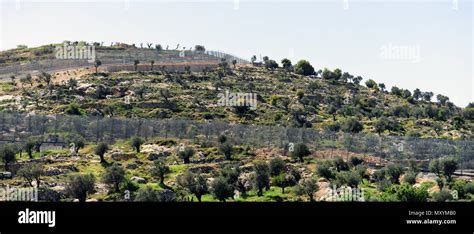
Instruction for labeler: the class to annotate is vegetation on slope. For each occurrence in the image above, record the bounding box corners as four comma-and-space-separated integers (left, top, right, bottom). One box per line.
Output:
0, 43, 472, 202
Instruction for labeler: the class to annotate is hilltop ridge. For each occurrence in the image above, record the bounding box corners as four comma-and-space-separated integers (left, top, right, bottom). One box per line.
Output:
0, 42, 472, 139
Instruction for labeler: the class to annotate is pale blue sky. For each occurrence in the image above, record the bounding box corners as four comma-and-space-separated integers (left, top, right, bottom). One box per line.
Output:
0, 0, 472, 107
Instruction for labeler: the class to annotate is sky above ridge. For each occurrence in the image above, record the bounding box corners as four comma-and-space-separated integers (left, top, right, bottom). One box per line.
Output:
0, 0, 472, 107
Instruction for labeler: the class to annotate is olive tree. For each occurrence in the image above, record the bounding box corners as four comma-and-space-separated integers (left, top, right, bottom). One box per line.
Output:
151, 159, 170, 184
429, 159, 443, 177
102, 164, 126, 193
17, 163, 43, 187
295, 178, 319, 201
316, 162, 335, 180
294, 60, 315, 76
219, 143, 233, 161
178, 147, 195, 164
269, 158, 286, 176
0, 144, 16, 171
177, 171, 208, 202
134, 60, 140, 71
281, 58, 292, 71
291, 143, 311, 162
403, 172, 417, 185
442, 158, 458, 182
94, 59, 102, 75
253, 161, 270, 196
94, 142, 109, 163
65, 174, 96, 202
24, 138, 37, 159
386, 164, 404, 184
211, 176, 234, 202
130, 136, 144, 153
271, 172, 298, 193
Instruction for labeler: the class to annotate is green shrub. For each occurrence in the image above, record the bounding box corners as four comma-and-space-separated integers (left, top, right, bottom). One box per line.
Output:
450, 179, 467, 198
341, 118, 363, 133
355, 165, 369, 179
316, 162, 335, 180
134, 186, 176, 202
269, 158, 286, 176
64, 103, 85, 116
388, 184, 428, 202
464, 183, 474, 195
432, 190, 453, 202
403, 172, 417, 185
333, 157, 349, 172
294, 60, 315, 76
350, 157, 364, 167
134, 186, 160, 202
333, 171, 362, 188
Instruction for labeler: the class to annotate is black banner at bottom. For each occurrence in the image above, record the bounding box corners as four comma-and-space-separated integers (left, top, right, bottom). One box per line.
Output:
0, 202, 472, 233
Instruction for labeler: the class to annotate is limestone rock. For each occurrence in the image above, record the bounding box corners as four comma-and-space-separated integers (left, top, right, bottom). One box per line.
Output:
131, 176, 147, 184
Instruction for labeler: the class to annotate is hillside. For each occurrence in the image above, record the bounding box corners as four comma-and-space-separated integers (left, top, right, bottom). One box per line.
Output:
0, 42, 473, 203
0, 43, 472, 139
